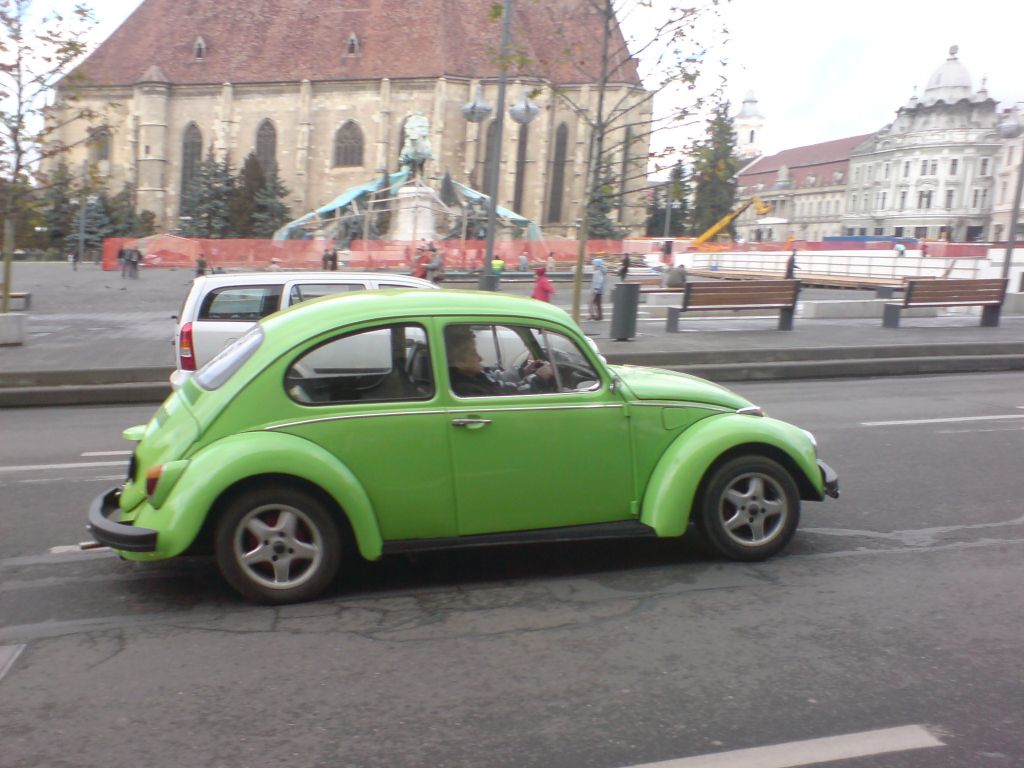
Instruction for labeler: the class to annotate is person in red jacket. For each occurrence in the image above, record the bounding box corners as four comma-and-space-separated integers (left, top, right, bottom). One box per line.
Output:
531, 266, 555, 302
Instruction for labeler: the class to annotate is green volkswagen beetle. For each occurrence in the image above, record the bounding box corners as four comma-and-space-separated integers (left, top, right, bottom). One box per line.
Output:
88, 290, 838, 604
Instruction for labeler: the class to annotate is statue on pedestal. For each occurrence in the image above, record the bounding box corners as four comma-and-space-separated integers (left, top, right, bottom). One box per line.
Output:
399, 112, 433, 178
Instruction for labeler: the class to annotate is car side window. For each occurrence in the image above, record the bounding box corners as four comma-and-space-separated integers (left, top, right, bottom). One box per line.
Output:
199, 285, 282, 321
288, 283, 366, 305
444, 323, 600, 398
286, 323, 433, 405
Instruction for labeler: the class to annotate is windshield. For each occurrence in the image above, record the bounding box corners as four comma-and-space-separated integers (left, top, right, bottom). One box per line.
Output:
194, 325, 264, 390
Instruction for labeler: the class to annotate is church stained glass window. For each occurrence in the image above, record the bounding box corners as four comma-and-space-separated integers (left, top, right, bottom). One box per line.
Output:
334, 121, 364, 167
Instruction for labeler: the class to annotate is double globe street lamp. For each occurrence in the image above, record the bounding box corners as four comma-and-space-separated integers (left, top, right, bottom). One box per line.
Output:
461, 0, 539, 290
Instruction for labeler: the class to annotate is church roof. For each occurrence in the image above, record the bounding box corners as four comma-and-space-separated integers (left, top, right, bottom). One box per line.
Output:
69, 0, 641, 88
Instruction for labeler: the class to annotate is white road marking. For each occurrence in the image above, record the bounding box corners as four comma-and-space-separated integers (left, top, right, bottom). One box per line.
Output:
81, 450, 133, 457
0, 460, 126, 474
861, 414, 1024, 427
0, 474, 126, 486
622, 725, 943, 768
47, 544, 109, 555
0, 644, 26, 683
936, 426, 1024, 435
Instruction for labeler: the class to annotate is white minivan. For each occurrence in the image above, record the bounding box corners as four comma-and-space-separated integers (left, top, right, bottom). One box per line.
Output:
172, 272, 437, 386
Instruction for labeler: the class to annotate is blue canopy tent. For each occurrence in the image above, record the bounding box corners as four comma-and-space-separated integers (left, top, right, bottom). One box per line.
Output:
273, 170, 411, 240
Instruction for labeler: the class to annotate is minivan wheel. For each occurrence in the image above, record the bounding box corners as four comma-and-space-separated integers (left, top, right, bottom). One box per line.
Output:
699, 456, 800, 562
215, 487, 341, 604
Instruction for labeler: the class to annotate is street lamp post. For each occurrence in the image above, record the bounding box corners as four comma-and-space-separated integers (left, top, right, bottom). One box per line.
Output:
998, 107, 1023, 283
461, 0, 538, 290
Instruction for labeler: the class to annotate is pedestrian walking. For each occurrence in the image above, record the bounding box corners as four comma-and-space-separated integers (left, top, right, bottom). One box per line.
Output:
195, 254, 208, 278
426, 248, 444, 284
784, 249, 800, 279
589, 257, 607, 320
618, 253, 631, 281
661, 239, 673, 267
518, 250, 529, 272
531, 266, 555, 302
411, 244, 430, 279
118, 247, 130, 279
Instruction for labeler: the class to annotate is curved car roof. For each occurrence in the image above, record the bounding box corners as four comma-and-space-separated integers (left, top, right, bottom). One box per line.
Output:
262, 289, 577, 341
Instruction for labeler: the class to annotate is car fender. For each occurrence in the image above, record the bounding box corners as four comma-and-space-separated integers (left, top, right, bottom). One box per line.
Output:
640, 414, 822, 537
139, 430, 383, 561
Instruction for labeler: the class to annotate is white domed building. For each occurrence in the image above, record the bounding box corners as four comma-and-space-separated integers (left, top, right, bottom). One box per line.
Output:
841, 46, 1001, 242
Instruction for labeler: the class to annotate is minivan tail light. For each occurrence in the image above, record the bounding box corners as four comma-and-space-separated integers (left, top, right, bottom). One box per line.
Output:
179, 322, 196, 371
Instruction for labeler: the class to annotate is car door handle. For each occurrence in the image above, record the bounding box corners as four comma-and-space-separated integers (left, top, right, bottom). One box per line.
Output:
451, 418, 493, 428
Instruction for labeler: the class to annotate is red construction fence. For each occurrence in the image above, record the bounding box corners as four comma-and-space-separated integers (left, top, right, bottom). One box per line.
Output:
102, 237, 627, 272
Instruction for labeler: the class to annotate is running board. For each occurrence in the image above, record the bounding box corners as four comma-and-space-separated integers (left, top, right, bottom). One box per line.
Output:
382, 520, 657, 555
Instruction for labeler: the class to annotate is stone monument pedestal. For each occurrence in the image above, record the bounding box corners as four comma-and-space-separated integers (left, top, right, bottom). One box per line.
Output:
389, 184, 447, 243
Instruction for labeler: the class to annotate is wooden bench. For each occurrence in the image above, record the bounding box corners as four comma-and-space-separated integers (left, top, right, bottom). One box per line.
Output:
882, 278, 1008, 328
666, 279, 800, 332
0, 284, 31, 310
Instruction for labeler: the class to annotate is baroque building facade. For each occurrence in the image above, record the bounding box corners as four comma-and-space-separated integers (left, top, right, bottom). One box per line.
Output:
842, 47, 1001, 241
733, 46, 1018, 244
49, 0, 651, 238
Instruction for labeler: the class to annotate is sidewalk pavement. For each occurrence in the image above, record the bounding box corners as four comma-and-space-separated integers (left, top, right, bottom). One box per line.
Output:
1, 261, 1023, 407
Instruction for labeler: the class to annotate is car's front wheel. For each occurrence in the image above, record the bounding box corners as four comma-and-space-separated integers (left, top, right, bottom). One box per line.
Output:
698, 456, 800, 561
215, 486, 341, 604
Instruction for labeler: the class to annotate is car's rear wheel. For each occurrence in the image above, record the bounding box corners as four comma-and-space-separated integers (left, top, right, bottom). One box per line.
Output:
215, 486, 341, 604
699, 456, 800, 561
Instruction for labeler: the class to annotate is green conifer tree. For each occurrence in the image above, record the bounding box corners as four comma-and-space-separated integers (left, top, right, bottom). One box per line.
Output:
646, 162, 691, 237
41, 161, 76, 251
585, 164, 627, 240
192, 148, 235, 237
252, 161, 292, 238
690, 103, 739, 238
230, 153, 265, 237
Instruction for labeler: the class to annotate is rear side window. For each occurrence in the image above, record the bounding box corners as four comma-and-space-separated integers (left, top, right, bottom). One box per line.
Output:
288, 282, 366, 305
199, 286, 282, 321
377, 282, 421, 290
286, 324, 433, 405
195, 326, 264, 390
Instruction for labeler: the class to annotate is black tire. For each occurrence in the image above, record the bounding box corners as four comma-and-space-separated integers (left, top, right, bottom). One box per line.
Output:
698, 456, 800, 561
215, 486, 342, 604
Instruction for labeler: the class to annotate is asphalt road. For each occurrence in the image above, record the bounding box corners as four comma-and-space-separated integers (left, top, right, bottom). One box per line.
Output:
1, 372, 1022, 767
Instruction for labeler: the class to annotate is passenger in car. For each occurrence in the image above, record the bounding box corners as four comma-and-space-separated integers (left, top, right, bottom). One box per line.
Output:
445, 326, 553, 397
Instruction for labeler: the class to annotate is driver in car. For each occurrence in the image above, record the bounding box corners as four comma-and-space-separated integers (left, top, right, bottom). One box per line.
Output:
445, 326, 554, 397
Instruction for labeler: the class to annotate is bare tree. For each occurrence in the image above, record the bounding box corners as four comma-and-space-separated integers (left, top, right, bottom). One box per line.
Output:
0, 0, 96, 315
533, 0, 729, 319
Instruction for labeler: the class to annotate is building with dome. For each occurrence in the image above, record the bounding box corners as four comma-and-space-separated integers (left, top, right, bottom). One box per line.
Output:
46, 0, 652, 238
841, 46, 1001, 242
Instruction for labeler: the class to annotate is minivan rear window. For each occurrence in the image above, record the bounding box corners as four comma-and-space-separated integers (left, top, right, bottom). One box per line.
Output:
289, 283, 365, 305
199, 286, 282, 321
195, 326, 264, 390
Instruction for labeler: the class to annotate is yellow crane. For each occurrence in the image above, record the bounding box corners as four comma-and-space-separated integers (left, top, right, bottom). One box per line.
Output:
691, 195, 772, 249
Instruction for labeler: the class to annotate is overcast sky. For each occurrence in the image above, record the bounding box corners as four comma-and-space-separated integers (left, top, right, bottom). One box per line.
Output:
76, 0, 1024, 162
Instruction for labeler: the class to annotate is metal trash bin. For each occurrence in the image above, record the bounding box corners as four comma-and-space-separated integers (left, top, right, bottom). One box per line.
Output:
609, 282, 640, 341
